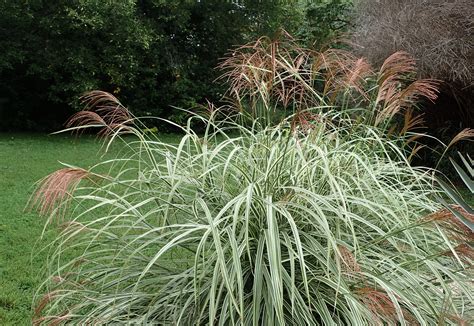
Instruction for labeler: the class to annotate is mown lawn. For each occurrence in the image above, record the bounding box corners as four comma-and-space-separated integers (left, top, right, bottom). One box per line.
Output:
0, 133, 472, 325
0, 133, 179, 325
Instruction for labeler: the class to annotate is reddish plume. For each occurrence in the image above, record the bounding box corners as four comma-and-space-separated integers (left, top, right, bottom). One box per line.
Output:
66, 90, 133, 137
375, 52, 439, 125
336, 244, 362, 279
356, 287, 414, 324
421, 205, 474, 242
30, 168, 91, 219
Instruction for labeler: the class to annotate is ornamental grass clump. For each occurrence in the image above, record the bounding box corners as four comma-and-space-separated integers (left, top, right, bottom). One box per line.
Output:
32, 105, 472, 324
32, 34, 472, 324
218, 32, 439, 139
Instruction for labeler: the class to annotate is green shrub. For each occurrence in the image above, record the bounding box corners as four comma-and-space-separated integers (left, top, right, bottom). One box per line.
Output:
31, 92, 473, 324
296, 0, 353, 48
0, 1, 352, 132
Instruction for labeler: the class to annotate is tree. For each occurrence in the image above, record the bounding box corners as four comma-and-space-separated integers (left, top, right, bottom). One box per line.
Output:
0, 0, 351, 131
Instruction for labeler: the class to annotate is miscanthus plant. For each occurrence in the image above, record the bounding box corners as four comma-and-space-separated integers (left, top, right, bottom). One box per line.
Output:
218, 32, 438, 134
31, 34, 473, 324
30, 92, 473, 325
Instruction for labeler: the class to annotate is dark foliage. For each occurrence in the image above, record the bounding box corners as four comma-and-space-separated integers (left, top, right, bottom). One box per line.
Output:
0, 0, 352, 132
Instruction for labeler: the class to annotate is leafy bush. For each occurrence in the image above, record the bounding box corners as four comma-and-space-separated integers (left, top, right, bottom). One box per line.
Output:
0, 1, 255, 130
0, 0, 352, 132
296, 0, 353, 48
31, 90, 473, 324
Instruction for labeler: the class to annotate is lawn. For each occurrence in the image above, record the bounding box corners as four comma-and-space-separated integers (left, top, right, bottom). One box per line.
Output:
0, 132, 179, 325
0, 133, 472, 325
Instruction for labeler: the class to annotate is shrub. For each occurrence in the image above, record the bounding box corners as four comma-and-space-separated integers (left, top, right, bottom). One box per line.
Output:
0, 1, 351, 132
294, 0, 353, 48
31, 91, 473, 324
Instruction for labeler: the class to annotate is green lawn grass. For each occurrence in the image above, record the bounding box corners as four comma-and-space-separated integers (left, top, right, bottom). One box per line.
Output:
0, 133, 472, 325
0, 132, 179, 325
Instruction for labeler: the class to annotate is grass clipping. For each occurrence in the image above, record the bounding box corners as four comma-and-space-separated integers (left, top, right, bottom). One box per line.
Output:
32, 111, 473, 325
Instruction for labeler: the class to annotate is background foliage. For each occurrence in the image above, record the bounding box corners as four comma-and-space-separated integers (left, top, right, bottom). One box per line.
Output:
0, 0, 352, 131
